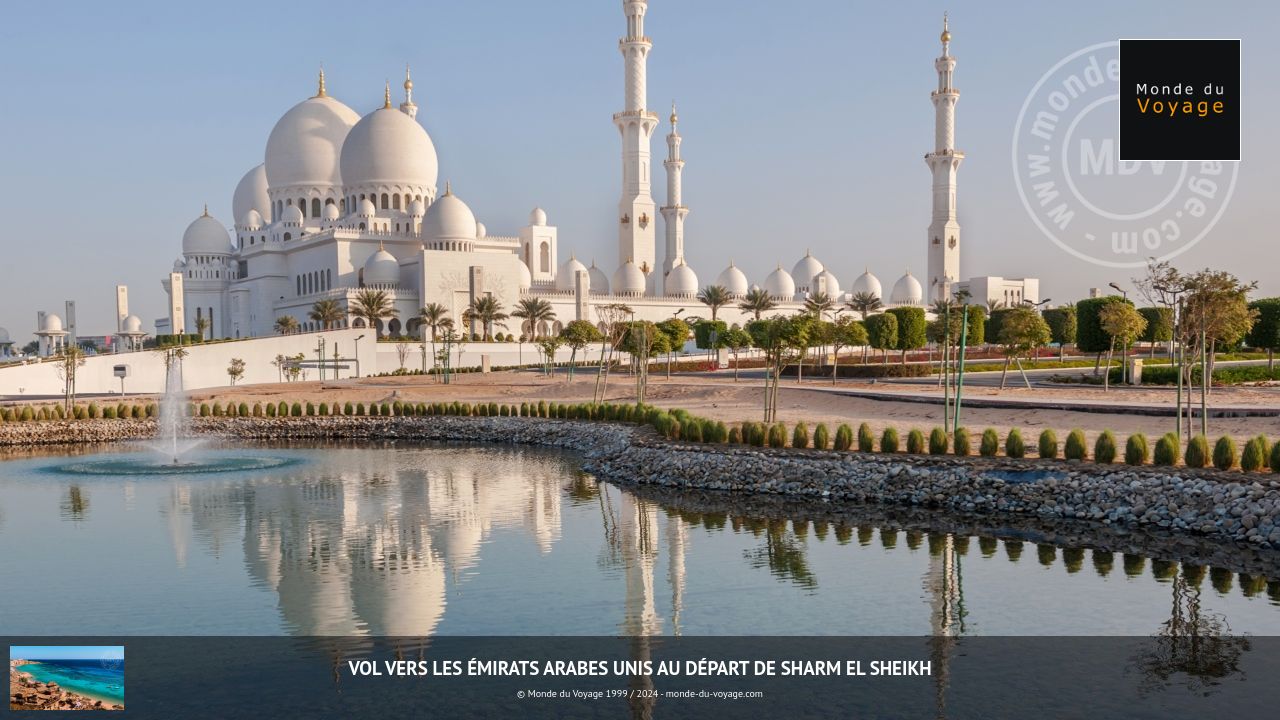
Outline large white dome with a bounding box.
[588,262,610,295]
[814,269,841,297]
[763,265,796,300]
[890,271,923,305]
[850,268,882,298]
[665,262,699,298]
[339,106,438,195]
[182,211,232,255]
[715,262,749,297]
[791,251,825,291]
[422,190,477,242]
[264,94,360,191]
[557,256,588,292]
[516,258,533,290]
[233,164,271,225]
[612,260,646,296]
[363,246,400,286]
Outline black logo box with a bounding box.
[1119,39,1240,161]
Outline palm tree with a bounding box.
[697,285,731,322]
[273,315,299,335]
[309,299,343,330]
[352,289,398,336]
[194,316,211,341]
[739,287,776,320]
[986,298,1005,312]
[804,292,835,321]
[846,291,882,320]
[463,295,509,341]
[416,303,450,341]
[512,297,556,340]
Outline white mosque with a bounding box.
[155,4,1037,342]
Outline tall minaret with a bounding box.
[926,13,963,303]
[400,64,418,119]
[615,0,659,290]
[660,101,688,291]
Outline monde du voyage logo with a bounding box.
[1013,39,1240,268]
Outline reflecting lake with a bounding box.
[0,441,1277,637]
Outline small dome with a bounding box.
[281,204,304,225]
[715,262,749,297]
[763,265,796,300]
[363,246,400,286]
[612,260,646,296]
[422,190,477,242]
[557,255,588,292]
[123,315,143,333]
[357,198,376,217]
[850,268,882,299]
[339,105,438,194]
[182,211,232,255]
[233,164,271,225]
[240,209,264,230]
[588,262,610,295]
[264,94,360,190]
[516,258,533,289]
[791,250,825,292]
[665,262,699,298]
[172,257,187,270]
[40,314,64,333]
[408,199,426,217]
[0,327,9,343]
[814,269,841,297]
[890,270,923,305]
[475,221,487,238]
[322,202,340,221]
[530,207,547,226]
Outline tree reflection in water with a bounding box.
[744,519,818,591]
[60,485,89,521]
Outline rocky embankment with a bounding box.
[3,417,1279,551]
[9,661,122,711]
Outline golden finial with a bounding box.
[941,12,951,44]
[202,203,209,217]
[383,81,392,109]
[404,64,413,92]
[316,65,327,98]
[670,100,678,125]
[444,180,452,196]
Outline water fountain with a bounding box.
[151,347,203,466]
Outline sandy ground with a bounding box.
[171,369,1280,444]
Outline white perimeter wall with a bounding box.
[373,341,617,375]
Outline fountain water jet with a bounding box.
[150,347,203,465]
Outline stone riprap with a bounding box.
[2,417,1278,551]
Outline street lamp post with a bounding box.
[1109,283,1131,384]
[1153,280,1188,442]
[354,334,365,378]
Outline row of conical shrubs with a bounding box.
[0,402,160,421]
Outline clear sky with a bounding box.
[0,0,1274,341]
[11,646,125,661]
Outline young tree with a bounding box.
[226,357,245,386]
[738,287,776,320]
[829,316,868,384]
[656,317,690,378]
[559,320,603,381]
[887,307,927,364]
[463,295,509,341]
[845,291,882,320]
[54,345,87,413]
[535,336,563,376]
[1182,269,1257,400]
[747,315,809,422]
[395,342,411,370]
[273,315,299,335]
[352,289,398,336]
[1099,302,1148,391]
[997,307,1052,389]
[1042,304,1077,360]
[1246,298,1280,371]
[1137,306,1174,358]
[697,285,731,322]
[592,303,633,404]
[720,325,753,381]
[415,302,450,372]
[864,313,899,364]
[1075,296,1129,372]
[309,299,343,330]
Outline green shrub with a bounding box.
[238,402,250,417]
[1038,430,1058,459]
[905,428,925,454]
[213,402,226,417]
[712,421,729,443]
[287,402,300,417]
[116,403,127,418]
[344,401,354,415]
[1125,433,1149,466]
[226,403,238,418]
[834,424,854,451]
[857,423,875,453]
[252,402,263,417]
[686,422,703,443]
[792,422,809,449]
[1185,435,1209,468]
[538,400,548,418]
[768,423,788,448]
[318,402,329,416]
[304,402,314,416]
[928,427,948,455]
[102,406,116,419]
[1064,429,1088,460]
[278,401,289,417]
[88,402,100,419]
[880,427,899,453]
[728,426,742,444]
[953,427,971,456]
[1005,429,1025,458]
[200,403,211,417]
[749,422,766,447]
[379,403,390,416]
[355,402,366,416]
[1241,436,1266,472]
[266,402,277,417]
[1213,436,1237,471]
[1153,433,1179,466]
[1270,441,1280,473]
[813,423,830,450]
[1094,431,1117,464]
[1252,435,1270,468]
[147,403,159,418]
[979,428,999,457]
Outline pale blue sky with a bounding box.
[11,646,124,661]
[0,0,1274,339]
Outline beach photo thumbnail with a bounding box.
[10,646,124,711]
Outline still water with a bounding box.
[0,441,1277,637]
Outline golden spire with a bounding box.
[202,203,209,217]
[404,64,413,93]
[670,100,678,125]
[316,65,327,98]
[383,80,392,109]
[444,180,452,196]
[941,12,951,44]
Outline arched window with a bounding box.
[311,198,321,217]
[283,233,292,242]
[297,197,305,213]
[392,194,401,210]
[539,242,550,273]
[327,268,332,289]
[358,223,365,231]
[286,198,292,206]
[380,193,389,209]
